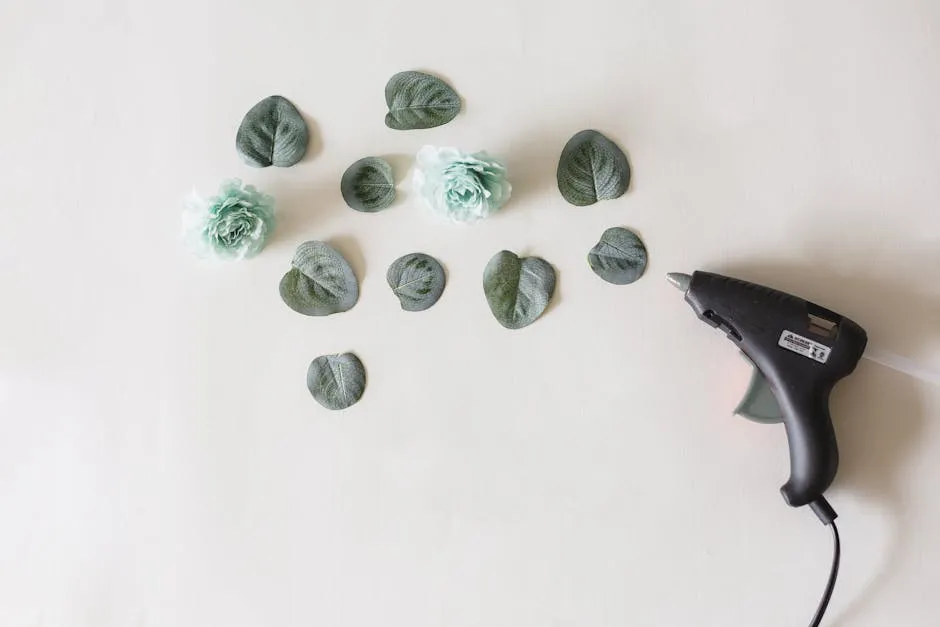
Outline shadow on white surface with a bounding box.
[828,364,924,626]
[299,111,322,162]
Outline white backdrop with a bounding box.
[2,0,939,625]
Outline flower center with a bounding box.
[217,218,252,246]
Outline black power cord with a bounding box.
[807,497,842,627]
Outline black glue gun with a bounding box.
[667,271,868,508]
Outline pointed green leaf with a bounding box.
[279,241,359,316]
[385,71,461,130]
[557,130,630,206]
[236,95,309,168]
[483,251,556,330]
[386,253,446,311]
[588,227,648,285]
[307,353,366,410]
[341,157,396,212]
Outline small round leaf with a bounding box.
[307,353,366,410]
[341,157,396,212]
[557,130,631,206]
[588,227,648,285]
[387,253,446,311]
[279,241,359,316]
[385,71,461,130]
[483,251,556,330]
[236,95,309,168]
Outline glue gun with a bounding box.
[667,271,868,508]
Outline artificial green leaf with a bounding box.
[557,130,630,206]
[307,353,366,410]
[483,251,556,330]
[279,241,359,316]
[236,95,309,168]
[588,227,648,284]
[387,253,446,311]
[385,71,461,130]
[341,157,396,212]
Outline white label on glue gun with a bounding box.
[779,330,831,364]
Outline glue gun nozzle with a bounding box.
[666,272,692,293]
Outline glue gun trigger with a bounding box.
[734,353,784,424]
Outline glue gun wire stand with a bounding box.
[667,272,855,627]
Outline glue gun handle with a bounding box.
[779,384,839,507]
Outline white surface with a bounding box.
[2,0,939,625]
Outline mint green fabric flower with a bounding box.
[182,179,275,260]
[413,146,511,223]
